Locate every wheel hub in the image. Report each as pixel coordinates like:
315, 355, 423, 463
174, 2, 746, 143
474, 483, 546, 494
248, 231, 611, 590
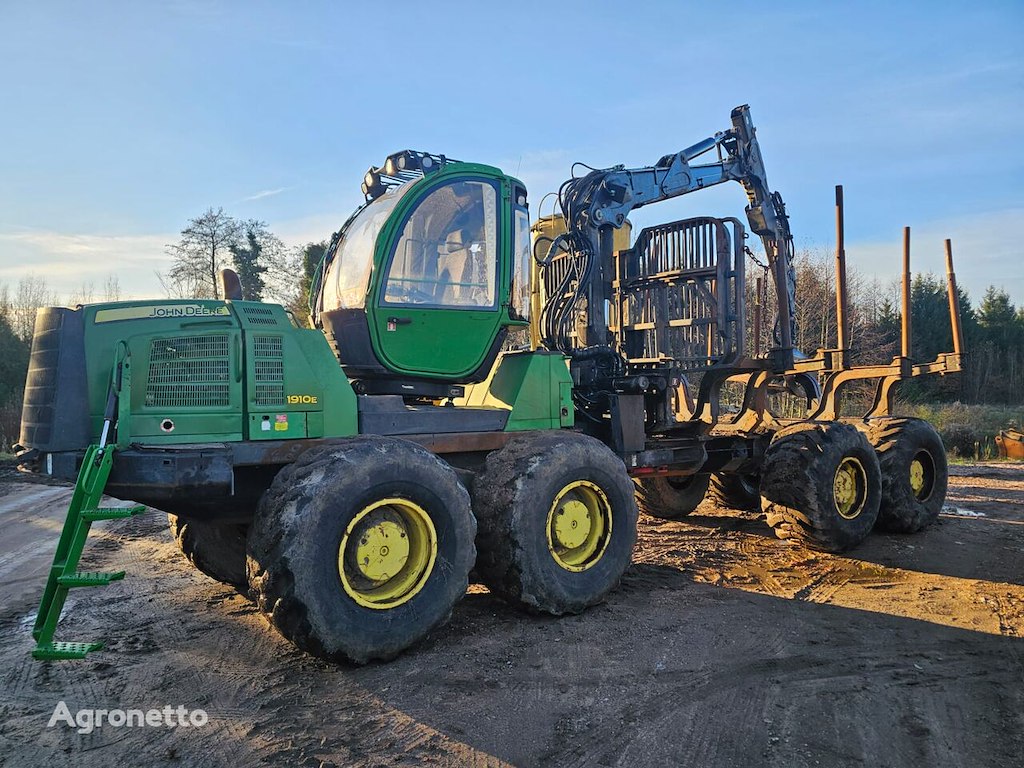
546, 481, 612, 572
833, 457, 867, 520
909, 450, 934, 500
910, 460, 925, 495
354, 519, 411, 582
338, 499, 437, 610
553, 499, 593, 550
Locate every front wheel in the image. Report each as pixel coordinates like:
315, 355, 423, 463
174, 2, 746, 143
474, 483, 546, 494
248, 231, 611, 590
472, 431, 638, 615
247, 437, 476, 664
761, 421, 881, 552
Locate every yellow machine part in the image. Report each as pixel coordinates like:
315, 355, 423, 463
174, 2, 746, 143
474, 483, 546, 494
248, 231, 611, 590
529, 214, 631, 350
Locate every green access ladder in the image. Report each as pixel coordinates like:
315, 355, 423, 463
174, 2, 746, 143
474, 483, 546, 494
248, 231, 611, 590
31, 444, 145, 660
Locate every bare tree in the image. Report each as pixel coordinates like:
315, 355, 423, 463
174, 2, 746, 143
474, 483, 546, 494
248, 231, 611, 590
103, 274, 122, 301
69, 281, 95, 305
165, 208, 241, 299
0, 283, 10, 326
13, 274, 58, 342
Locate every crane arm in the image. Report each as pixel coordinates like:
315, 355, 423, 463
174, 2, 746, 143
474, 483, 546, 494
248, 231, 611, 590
573, 106, 790, 258
554, 104, 796, 363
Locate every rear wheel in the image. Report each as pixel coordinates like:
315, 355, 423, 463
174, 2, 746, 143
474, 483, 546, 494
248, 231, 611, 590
634, 474, 711, 519
761, 421, 881, 552
707, 472, 761, 511
863, 418, 948, 533
247, 437, 476, 663
472, 431, 638, 615
168, 515, 248, 589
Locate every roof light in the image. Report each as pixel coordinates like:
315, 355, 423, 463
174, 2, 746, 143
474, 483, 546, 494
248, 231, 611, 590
361, 167, 385, 200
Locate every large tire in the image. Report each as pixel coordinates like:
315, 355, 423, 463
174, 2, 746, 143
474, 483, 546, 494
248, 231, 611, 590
246, 437, 476, 664
168, 515, 249, 589
634, 474, 711, 519
472, 431, 638, 615
761, 421, 881, 552
707, 472, 761, 511
863, 417, 948, 533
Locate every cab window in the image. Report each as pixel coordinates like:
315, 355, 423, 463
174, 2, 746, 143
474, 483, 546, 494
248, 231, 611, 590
382, 179, 499, 309
511, 208, 531, 321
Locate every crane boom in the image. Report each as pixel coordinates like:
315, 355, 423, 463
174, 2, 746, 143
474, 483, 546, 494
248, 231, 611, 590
552, 105, 796, 366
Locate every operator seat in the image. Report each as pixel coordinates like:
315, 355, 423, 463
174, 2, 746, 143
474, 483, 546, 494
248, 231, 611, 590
438, 229, 472, 304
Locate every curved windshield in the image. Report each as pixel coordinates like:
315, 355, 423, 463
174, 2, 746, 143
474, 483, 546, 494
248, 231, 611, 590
320, 183, 414, 311
382, 179, 499, 309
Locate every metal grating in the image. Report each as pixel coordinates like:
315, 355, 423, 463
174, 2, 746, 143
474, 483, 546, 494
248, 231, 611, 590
255, 383, 284, 406
253, 335, 283, 358
254, 360, 284, 381
150, 335, 229, 362
242, 306, 279, 326
146, 334, 231, 408
252, 335, 285, 406
613, 217, 745, 371
146, 359, 230, 385
146, 384, 230, 409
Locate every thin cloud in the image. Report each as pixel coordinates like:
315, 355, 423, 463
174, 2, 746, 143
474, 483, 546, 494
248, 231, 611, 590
243, 187, 290, 202
0, 229, 174, 300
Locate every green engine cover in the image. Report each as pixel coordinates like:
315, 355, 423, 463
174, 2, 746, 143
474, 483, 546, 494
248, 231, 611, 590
78, 299, 357, 446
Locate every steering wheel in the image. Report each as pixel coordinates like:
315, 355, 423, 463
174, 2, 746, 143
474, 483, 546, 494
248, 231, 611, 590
388, 283, 436, 304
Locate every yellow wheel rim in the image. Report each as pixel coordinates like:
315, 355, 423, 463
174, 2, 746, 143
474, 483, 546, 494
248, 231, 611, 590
546, 480, 612, 572
833, 457, 868, 520
909, 450, 934, 500
338, 498, 437, 610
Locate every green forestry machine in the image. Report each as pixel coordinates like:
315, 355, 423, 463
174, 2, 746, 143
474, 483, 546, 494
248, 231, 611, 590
19, 106, 965, 663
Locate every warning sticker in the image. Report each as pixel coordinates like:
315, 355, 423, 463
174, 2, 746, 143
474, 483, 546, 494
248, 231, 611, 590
274, 414, 288, 431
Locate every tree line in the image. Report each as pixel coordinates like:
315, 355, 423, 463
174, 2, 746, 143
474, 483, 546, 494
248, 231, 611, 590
1, 218, 1022, 450
747, 251, 1024, 407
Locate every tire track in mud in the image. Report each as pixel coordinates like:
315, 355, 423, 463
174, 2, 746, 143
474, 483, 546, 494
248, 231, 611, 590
3, 466, 1024, 767
1, 483, 514, 768
635, 500, 1024, 639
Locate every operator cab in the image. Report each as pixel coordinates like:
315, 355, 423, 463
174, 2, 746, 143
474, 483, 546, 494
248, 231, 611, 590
314, 152, 531, 397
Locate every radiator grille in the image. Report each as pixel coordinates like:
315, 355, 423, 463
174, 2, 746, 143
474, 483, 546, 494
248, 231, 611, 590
146, 334, 231, 408
146, 359, 230, 384
149, 335, 229, 362
253, 335, 283, 358
146, 383, 231, 409
252, 334, 285, 406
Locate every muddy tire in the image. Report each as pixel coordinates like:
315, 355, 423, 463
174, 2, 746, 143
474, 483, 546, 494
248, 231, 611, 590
761, 421, 881, 552
168, 515, 249, 589
247, 437, 476, 664
863, 417, 948, 533
708, 472, 761, 511
472, 431, 637, 615
634, 474, 711, 519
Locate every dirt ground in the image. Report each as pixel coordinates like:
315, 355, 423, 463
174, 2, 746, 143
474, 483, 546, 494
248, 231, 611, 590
0, 463, 1021, 768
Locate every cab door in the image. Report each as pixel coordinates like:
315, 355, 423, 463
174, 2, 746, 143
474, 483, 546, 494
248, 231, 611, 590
369, 176, 507, 379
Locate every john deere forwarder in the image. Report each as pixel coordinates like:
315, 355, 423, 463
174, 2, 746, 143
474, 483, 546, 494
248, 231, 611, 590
19, 106, 965, 662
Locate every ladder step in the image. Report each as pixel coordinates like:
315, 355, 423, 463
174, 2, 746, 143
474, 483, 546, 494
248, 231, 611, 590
33, 640, 105, 661
82, 505, 146, 522
57, 571, 126, 588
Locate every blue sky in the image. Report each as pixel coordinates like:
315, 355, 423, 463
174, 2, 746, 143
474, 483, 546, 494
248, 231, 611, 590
1, 1, 1021, 305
